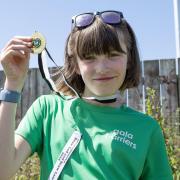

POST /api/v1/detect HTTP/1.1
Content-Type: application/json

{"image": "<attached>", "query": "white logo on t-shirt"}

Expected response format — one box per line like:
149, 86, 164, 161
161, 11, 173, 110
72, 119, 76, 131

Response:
106, 130, 137, 150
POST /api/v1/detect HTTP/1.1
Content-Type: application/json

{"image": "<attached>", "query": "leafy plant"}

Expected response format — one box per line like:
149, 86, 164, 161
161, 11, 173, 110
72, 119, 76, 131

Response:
146, 87, 180, 179
11, 153, 40, 180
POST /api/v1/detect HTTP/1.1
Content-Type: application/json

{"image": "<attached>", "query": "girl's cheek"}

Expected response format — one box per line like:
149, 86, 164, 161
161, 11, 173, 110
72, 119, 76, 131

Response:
84, 63, 95, 71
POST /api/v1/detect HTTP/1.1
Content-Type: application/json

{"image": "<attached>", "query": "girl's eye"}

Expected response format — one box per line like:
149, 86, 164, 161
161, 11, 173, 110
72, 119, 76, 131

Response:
108, 54, 121, 60
109, 52, 123, 57
108, 52, 126, 60
84, 55, 96, 60
109, 54, 119, 57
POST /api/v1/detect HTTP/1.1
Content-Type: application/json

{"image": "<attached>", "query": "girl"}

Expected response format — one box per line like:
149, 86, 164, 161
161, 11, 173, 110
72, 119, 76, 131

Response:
0, 10, 173, 179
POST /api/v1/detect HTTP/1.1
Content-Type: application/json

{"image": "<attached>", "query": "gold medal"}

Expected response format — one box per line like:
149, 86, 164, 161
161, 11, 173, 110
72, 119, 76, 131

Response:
31, 32, 46, 54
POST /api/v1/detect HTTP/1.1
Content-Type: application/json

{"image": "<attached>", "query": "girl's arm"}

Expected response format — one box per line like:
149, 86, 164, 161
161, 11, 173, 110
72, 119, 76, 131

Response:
0, 100, 31, 179
0, 36, 32, 179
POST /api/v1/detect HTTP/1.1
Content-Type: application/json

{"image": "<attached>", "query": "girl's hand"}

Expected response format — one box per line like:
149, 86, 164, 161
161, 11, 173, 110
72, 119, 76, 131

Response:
0, 36, 32, 91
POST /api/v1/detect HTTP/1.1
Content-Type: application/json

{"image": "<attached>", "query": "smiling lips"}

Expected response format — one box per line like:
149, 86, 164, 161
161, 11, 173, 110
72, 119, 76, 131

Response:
93, 76, 116, 81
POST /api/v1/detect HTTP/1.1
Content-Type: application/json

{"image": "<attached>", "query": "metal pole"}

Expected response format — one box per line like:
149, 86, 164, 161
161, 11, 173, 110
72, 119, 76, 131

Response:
173, 0, 180, 108
173, 0, 180, 75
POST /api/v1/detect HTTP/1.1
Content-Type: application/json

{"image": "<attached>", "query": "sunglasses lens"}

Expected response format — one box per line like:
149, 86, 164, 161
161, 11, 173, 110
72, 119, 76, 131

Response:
101, 11, 121, 24
75, 14, 94, 27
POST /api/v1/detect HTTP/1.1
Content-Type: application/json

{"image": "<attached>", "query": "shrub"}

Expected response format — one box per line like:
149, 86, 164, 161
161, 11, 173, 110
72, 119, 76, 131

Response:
146, 87, 180, 179
11, 153, 40, 179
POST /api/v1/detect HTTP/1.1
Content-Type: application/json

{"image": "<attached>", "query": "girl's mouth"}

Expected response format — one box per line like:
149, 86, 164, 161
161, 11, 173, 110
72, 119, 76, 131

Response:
93, 76, 115, 81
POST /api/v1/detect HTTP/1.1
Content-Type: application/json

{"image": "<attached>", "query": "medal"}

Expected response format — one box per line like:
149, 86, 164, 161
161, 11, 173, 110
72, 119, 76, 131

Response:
31, 32, 46, 54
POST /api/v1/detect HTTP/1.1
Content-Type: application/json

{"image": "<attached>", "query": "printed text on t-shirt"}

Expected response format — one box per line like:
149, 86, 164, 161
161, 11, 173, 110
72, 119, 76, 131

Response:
106, 130, 137, 150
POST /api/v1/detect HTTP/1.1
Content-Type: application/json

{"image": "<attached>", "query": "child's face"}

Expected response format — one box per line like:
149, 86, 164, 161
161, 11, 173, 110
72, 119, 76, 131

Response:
76, 47, 127, 97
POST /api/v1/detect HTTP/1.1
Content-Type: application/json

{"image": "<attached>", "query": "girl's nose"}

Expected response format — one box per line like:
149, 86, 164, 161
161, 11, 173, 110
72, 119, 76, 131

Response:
95, 58, 110, 74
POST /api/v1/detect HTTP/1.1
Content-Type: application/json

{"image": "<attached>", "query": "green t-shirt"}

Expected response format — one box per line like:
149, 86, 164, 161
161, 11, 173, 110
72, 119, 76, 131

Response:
15, 94, 173, 180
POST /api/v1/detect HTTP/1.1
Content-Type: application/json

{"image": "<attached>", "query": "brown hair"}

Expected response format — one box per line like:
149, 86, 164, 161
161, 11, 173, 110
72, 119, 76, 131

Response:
55, 17, 141, 96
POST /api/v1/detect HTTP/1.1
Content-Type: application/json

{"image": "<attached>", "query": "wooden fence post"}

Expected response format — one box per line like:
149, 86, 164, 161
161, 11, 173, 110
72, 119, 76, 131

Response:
160, 59, 178, 125
144, 60, 160, 116
128, 60, 144, 111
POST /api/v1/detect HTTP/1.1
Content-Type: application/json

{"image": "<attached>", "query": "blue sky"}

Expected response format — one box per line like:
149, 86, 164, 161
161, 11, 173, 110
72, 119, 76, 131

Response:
0, 0, 176, 68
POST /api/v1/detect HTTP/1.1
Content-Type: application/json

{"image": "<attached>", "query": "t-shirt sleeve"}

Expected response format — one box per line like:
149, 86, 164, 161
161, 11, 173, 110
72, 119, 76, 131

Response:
140, 124, 173, 180
15, 96, 45, 155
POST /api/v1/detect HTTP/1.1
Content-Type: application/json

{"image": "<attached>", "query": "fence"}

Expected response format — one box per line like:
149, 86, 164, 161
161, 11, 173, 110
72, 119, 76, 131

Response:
0, 58, 180, 130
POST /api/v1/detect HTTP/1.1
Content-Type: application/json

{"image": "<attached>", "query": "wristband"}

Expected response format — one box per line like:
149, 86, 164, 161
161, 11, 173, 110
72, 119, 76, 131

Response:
0, 89, 21, 103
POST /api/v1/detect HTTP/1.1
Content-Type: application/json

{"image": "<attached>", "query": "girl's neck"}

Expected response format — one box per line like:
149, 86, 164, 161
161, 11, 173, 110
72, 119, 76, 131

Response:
82, 95, 125, 108
82, 89, 124, 107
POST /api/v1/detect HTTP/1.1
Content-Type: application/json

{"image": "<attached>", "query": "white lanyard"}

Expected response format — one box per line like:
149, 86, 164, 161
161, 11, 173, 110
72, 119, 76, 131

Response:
48, 131, 82, 180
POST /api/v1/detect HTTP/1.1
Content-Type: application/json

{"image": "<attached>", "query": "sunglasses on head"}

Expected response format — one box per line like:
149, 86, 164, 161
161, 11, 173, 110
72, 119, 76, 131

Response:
72, 10, 124, 28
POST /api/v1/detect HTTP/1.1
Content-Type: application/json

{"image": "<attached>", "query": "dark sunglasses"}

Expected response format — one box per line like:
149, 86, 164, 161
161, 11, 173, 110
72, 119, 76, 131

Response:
72, 10, 124, 28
